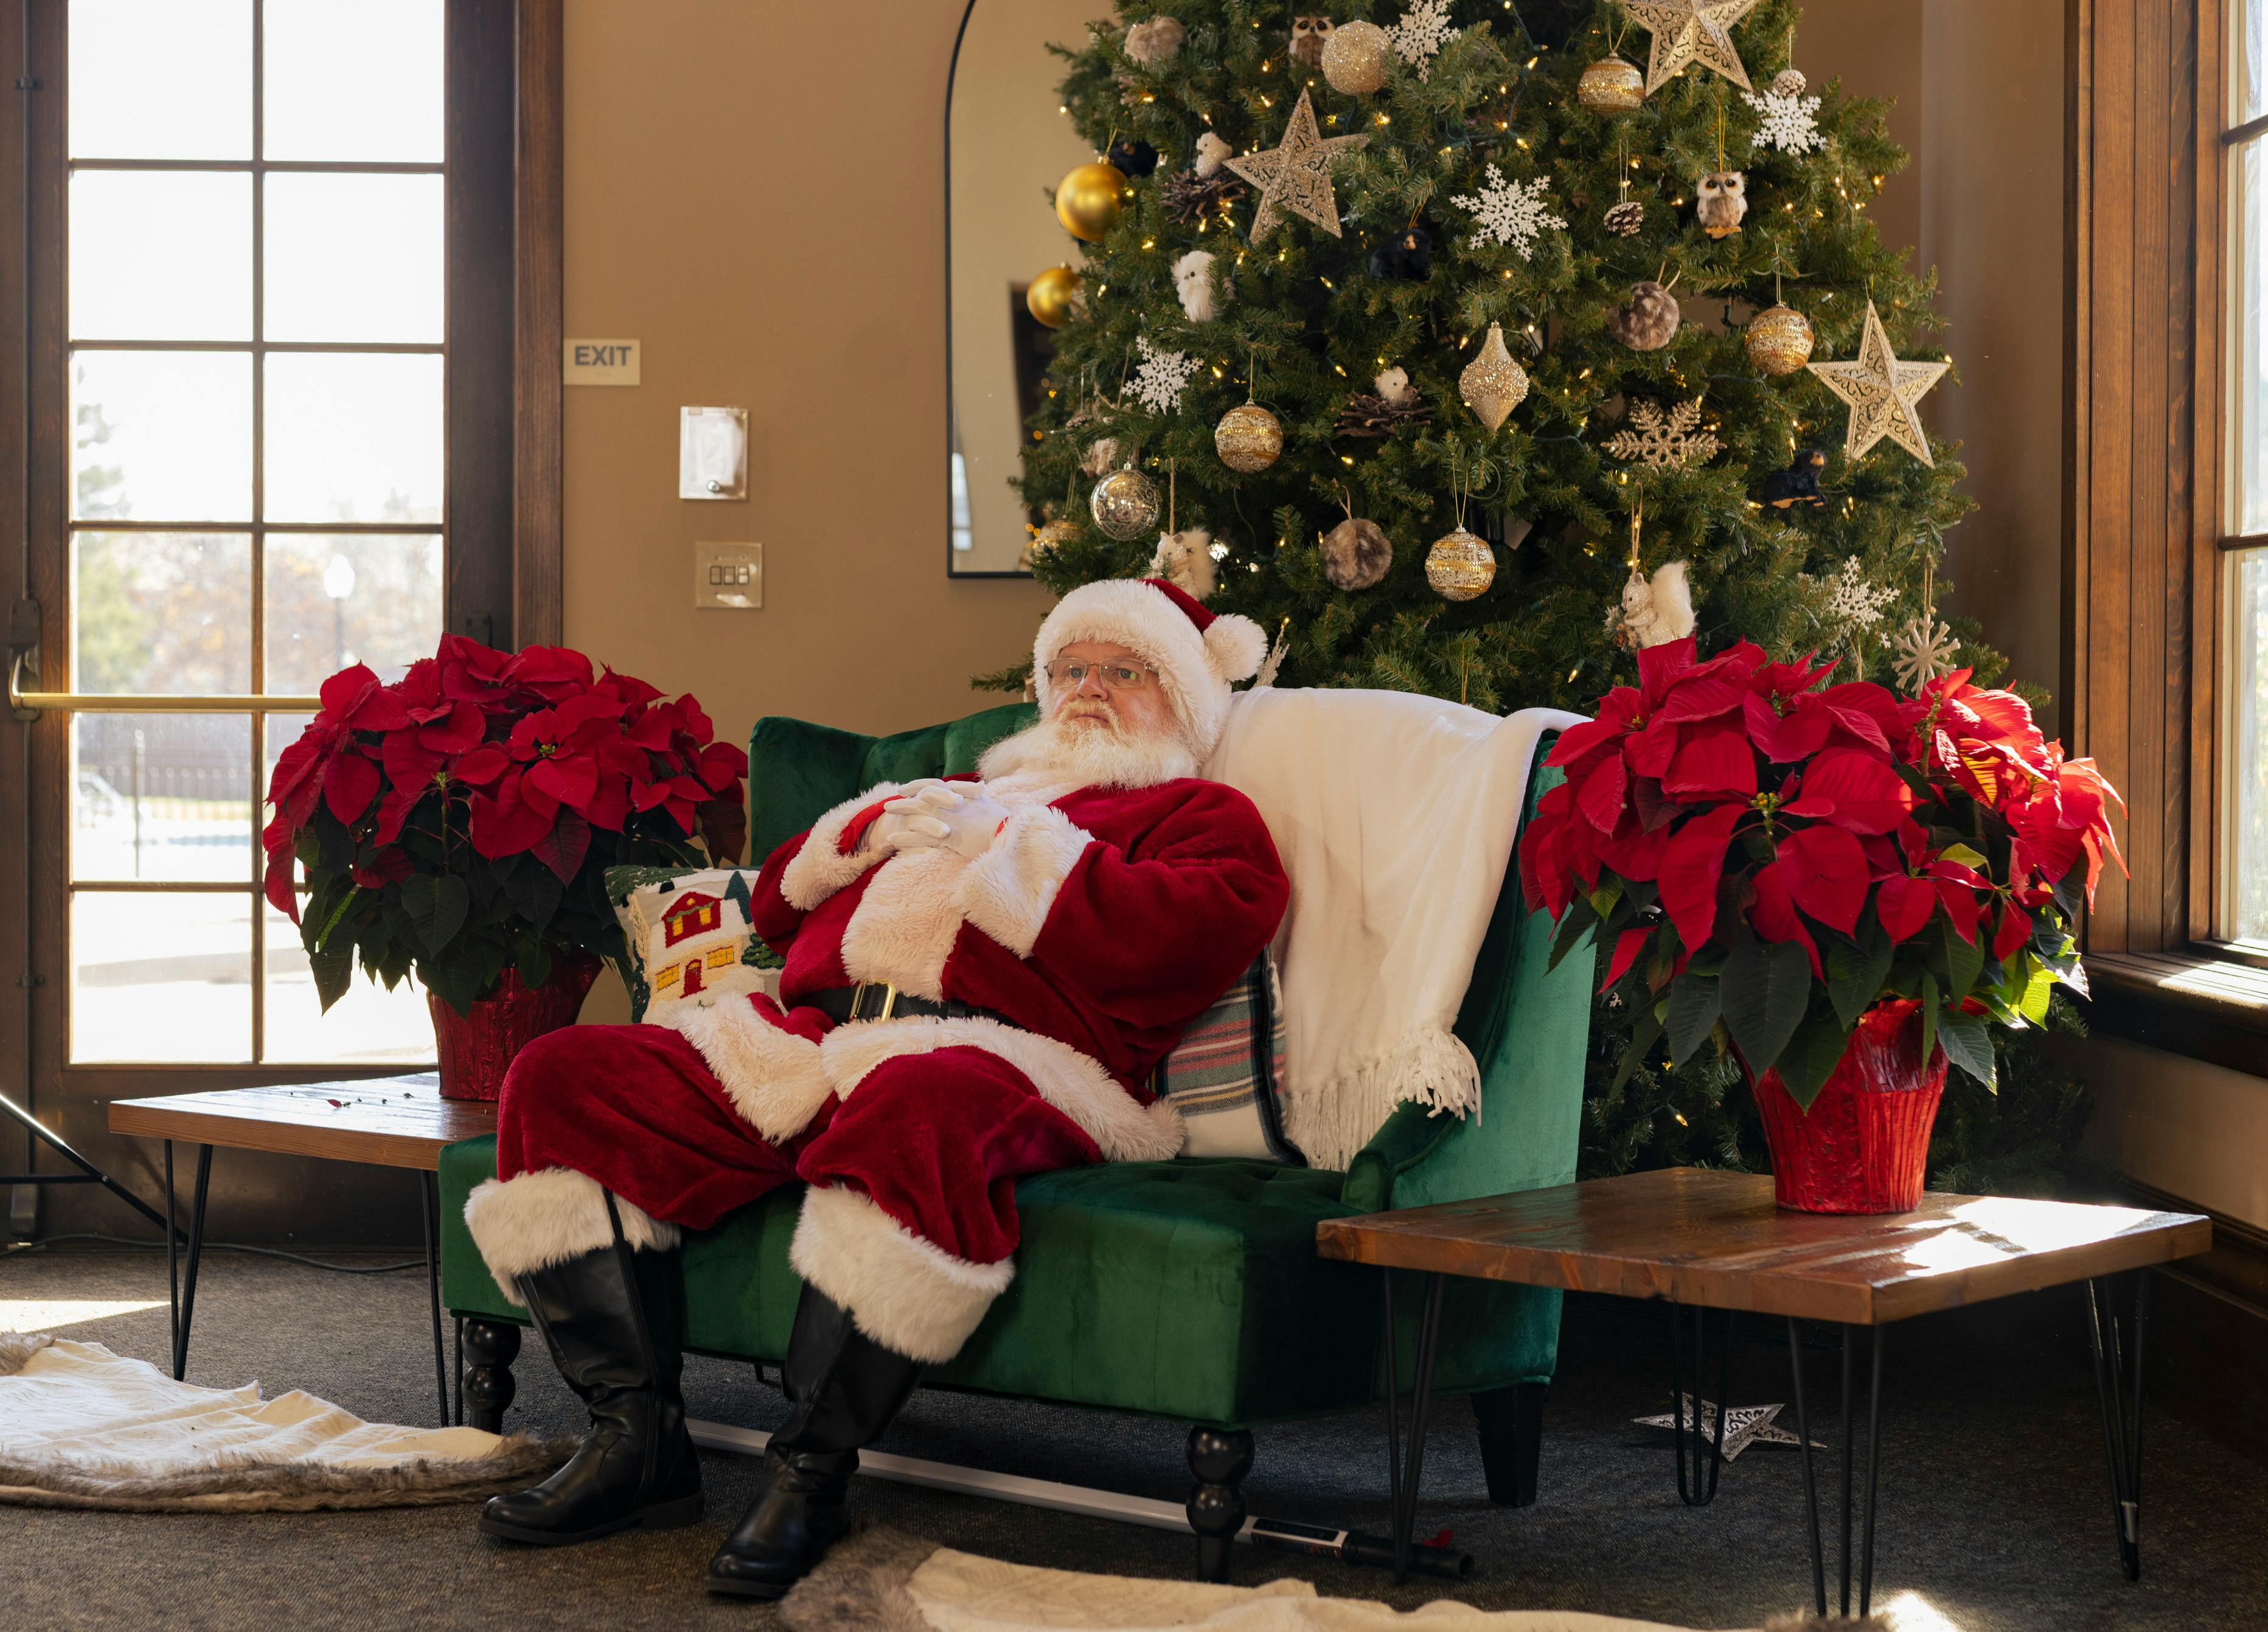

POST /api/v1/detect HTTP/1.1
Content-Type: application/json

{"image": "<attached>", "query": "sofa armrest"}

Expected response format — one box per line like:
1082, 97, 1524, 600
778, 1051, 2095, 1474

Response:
1339, 1100, 1458, 1213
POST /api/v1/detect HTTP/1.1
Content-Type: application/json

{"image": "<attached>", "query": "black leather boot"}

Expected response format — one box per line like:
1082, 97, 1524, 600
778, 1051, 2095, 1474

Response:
478, 1199, 703, 1546
706, 1286, 922, 1598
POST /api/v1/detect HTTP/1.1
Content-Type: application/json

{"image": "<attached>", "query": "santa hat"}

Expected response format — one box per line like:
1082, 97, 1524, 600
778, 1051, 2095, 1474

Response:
1032, 578, 1268, 757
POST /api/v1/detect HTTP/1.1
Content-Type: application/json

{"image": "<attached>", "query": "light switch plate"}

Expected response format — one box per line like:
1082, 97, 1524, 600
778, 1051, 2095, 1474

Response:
694, 542, 763, 610
680, 406, 749, 500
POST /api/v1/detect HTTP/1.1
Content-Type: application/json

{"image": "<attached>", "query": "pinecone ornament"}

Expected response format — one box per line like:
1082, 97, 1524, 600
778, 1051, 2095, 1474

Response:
1603, 200, 1645, 237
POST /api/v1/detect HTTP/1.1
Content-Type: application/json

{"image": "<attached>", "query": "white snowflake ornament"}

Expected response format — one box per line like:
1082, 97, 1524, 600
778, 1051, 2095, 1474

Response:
1743, 85, 1823, 153
1890, 613, 1961, 692
1822, 557, 1895, 634
1129, 336, 1199, 415
1450, 166, 1568, 259
1391, 0, 1457, 80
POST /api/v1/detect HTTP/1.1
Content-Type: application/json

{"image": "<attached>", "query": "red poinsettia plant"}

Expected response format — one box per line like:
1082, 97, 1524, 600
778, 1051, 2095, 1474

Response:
1518, 637, 2124, 1106
264, 636, 748, 1014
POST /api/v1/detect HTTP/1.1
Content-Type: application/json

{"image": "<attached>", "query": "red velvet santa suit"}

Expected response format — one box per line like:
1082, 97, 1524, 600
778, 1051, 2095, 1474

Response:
465, 726, 1288, 1362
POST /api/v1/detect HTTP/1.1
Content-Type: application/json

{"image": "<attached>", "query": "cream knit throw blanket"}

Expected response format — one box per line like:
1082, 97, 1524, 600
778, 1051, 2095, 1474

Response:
1202, 690, 1582, 1170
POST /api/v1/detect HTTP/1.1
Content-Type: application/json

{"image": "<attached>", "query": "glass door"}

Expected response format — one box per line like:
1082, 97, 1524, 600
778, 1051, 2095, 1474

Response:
59, 0, 443, 1068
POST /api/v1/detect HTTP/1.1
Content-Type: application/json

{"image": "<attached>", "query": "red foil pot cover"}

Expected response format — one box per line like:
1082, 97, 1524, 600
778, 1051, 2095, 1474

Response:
1747, 999, 1949, 1215
430, 954, 602, 1103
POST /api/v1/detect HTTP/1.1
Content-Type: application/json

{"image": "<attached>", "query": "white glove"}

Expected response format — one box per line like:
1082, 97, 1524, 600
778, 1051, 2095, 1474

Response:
876, 782, 1011, 860
860, 779, 950, 854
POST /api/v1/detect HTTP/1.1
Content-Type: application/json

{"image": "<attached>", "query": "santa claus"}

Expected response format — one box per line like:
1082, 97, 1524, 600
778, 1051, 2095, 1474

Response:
462, 577, 1289, 1598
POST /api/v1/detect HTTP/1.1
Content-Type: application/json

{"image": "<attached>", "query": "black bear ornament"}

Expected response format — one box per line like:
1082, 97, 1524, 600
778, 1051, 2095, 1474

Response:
1759, 447, 1829, 509
1368, 223, 1432, 280
1106, 137, 1160, 178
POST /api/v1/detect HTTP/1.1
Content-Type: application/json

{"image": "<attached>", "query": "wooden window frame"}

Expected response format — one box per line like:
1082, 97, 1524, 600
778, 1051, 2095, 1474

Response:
0, 0, 561, 1229
2068, 0, 2268, 1071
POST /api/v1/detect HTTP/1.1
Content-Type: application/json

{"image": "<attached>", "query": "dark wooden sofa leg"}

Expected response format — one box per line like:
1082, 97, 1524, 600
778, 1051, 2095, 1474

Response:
1186, 1426, 1254, 1583
463, 1319, 522, 1434
1472, 1383, 1545, 1507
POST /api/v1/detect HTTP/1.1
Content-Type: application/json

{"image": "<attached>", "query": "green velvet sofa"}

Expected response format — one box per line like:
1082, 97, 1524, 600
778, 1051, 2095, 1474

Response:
437, 699, 1588, 1580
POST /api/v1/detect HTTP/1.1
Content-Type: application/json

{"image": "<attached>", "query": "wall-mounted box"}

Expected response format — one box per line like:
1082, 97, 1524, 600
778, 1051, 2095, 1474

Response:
680, 406, 748, 500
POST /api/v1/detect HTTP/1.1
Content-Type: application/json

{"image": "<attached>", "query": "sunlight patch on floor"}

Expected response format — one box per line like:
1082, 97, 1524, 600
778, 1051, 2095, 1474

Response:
1882, 1589, 1970, 1631
1, 1298, 167, 1333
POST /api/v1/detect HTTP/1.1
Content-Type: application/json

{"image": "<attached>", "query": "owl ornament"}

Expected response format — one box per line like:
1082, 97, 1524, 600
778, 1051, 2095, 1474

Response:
1696, 170, 1747, 238
1290, 15, 1335, 68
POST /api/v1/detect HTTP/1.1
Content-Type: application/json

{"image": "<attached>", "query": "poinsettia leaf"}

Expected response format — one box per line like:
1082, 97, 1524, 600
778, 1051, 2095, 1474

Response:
1611, 1006, 1666, 1092
1546, 894, 1597, 971
515, 936, 553, 989
532, 808, 591, 884
1938, 1007, 1997, 1090
1664, 973, 1721, 1065
1941, 914, 1984, 1001
401, 872, 470, 958
1719, 940, 1811, 1076
1826, 916, 1896, 1030
1921, 973, 1939, 1065
1776, 1009, 1854, 1109
2017, 957, 2053, 1024
309, 943, 355, 1012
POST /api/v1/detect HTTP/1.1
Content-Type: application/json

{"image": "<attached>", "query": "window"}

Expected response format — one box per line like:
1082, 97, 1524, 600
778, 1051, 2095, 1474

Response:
61, 0, 451, 1065
2227, 0, 2268, 949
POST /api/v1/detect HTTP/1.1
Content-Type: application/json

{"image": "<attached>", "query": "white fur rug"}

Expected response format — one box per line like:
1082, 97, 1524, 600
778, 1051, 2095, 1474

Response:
0, 1331, 569, 1512
779, 1527, 1883, 1632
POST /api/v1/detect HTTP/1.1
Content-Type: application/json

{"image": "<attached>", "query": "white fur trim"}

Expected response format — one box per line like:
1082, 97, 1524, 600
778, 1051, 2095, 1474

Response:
788, 1184, 1014, 1363
656, 996, 834, 1143
1034, 579, 1236, 758
778, 783, 904, 912
838, 846, 967, 999
1203, 613, 1268, 684
462, 1168, 681, 1300
819, 1014, 1184, 1163
954, 805, 1091, 958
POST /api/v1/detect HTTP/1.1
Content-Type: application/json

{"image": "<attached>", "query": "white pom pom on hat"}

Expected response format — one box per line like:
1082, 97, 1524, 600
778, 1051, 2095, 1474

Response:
1032, 577, 1267, 757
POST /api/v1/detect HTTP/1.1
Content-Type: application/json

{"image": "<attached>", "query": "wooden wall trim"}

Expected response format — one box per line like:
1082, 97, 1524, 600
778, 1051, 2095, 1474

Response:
512, 0, 564, 651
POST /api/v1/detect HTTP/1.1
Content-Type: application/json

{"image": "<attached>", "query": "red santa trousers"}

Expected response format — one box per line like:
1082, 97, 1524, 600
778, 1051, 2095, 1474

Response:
462, 1014, 1101, 1362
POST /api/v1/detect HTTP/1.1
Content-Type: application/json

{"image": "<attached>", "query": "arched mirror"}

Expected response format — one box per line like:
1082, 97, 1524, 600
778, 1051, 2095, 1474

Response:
945, 0, 1097, 576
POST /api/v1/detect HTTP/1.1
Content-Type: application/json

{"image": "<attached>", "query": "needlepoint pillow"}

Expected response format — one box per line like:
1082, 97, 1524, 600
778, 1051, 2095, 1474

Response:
1154, 951, 1303, 1165
606, 865, 774, 1023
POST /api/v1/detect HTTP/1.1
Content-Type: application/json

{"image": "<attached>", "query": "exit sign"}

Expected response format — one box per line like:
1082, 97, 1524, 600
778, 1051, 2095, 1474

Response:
563, 338, 641, 386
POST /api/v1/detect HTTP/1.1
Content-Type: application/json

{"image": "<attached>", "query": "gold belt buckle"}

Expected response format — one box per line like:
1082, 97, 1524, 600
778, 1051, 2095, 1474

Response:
850, 980, 898, 1021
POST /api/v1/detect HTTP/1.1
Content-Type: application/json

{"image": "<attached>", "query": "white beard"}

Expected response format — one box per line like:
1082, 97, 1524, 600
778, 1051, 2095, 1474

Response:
977, 711, 1198, 792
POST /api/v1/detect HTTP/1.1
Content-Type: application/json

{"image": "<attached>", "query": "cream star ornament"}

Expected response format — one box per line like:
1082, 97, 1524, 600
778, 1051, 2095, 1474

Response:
1224, 89, 1371, 243
1806, 300, 1952, 466
1618, 0, 1761, 94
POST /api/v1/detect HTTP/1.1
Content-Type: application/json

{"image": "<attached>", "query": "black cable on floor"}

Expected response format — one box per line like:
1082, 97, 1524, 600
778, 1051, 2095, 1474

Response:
0, 1233, 422, 1274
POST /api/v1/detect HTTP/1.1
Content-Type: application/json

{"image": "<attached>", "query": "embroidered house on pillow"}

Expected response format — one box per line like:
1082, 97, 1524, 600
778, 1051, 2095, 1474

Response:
608, 867, 770, 1021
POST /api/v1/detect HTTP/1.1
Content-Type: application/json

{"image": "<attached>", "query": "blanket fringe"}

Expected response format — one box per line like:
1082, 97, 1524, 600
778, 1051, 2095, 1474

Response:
1282, 1022, 1482, 1172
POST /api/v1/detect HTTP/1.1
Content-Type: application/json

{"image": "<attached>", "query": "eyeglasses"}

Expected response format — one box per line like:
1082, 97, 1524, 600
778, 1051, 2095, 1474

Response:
1047, 658, 1155, 691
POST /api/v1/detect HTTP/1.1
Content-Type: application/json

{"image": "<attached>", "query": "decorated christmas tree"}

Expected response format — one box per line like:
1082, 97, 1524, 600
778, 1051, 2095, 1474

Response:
993, 0, 2089, 1190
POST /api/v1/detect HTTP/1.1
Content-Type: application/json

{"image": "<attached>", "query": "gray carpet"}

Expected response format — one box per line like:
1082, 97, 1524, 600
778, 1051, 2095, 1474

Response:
2, 1246, 2263, 1630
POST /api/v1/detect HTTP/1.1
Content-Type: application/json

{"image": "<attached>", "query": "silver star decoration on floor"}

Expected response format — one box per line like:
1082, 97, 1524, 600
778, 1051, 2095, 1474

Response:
1634, 1399, 1823, 1460
1618, 0, 1761, 94
1224, 89, 1371, 243
1807, 299, 1951, 466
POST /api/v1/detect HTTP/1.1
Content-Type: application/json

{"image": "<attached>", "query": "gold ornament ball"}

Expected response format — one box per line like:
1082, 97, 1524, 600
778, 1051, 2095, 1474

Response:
1025, 266, 1082, 330
1088, 465, 1161, 540
1029, 518, 1082, 556
1320, 19, 1393, 94
1054, 160, 1129, 243
1577, 55, 1647, 113
1424, 528, 1496, 602
1745, 304, 1816, 376
1459, 323, 1530, 434
1214, 402, 1284, 473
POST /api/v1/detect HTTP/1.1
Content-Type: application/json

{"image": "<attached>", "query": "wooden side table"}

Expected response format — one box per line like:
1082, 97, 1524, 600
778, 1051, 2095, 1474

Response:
108, 1075, 496, 1425
1317, 1167, 2212, 1616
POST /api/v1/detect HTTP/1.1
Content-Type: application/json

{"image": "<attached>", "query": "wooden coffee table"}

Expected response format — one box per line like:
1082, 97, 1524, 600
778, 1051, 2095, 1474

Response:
108, 1075, 496, 1423
1317, 1166, 2212, 1616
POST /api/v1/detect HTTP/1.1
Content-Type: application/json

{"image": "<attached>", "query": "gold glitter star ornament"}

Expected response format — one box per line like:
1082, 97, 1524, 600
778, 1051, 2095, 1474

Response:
1224, 89, 1371, 243
1806, 300, 1951, 466
1618, 0, 1760, 94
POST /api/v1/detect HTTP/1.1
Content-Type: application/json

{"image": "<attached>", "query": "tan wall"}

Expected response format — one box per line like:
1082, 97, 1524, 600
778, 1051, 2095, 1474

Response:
559, 0, 1051, 762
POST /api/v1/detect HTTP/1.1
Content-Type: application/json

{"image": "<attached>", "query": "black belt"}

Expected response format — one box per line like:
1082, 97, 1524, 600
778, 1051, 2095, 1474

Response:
810, 982, 1005, 1026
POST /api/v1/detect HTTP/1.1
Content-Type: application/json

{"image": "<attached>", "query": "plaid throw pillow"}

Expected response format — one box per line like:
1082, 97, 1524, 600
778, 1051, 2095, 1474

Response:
605, 865, 773, 1023
1153, 951, 1303, 1165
